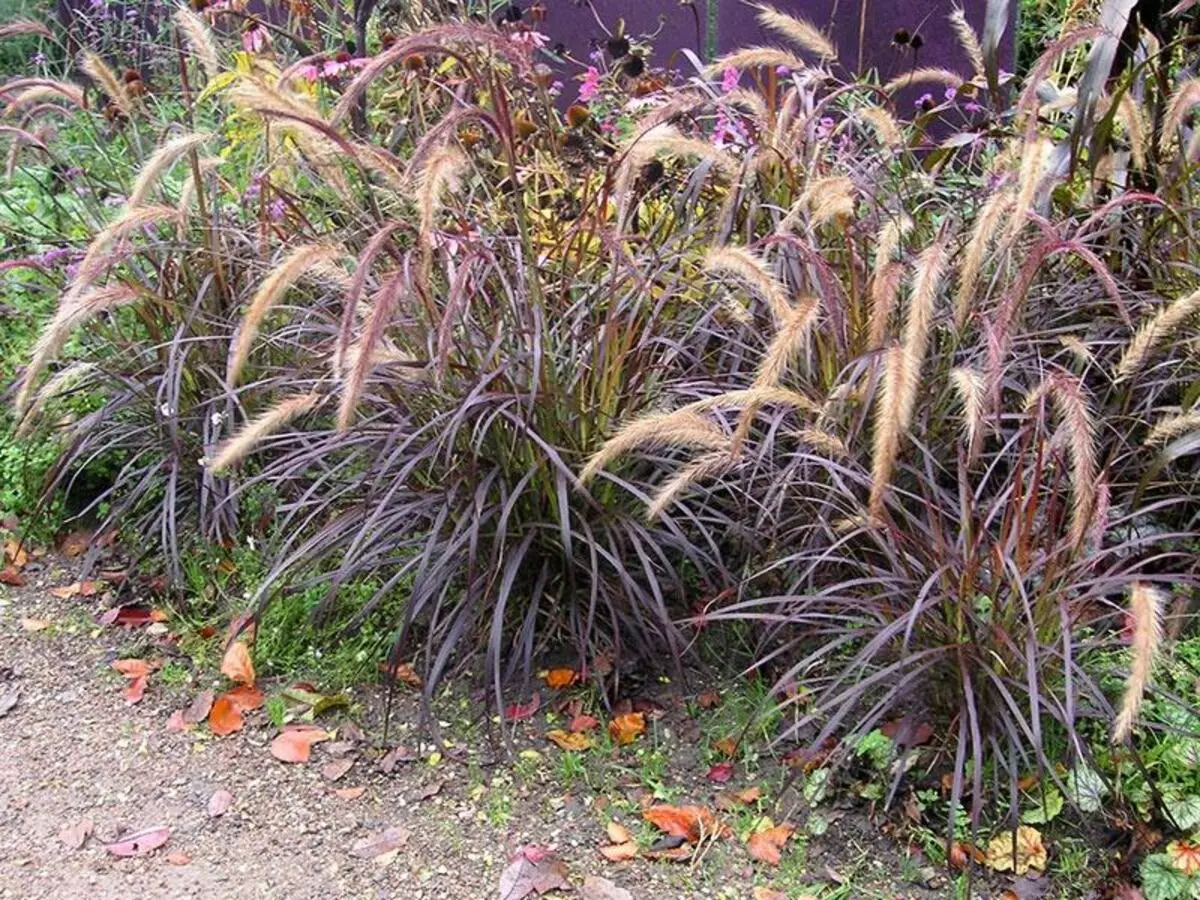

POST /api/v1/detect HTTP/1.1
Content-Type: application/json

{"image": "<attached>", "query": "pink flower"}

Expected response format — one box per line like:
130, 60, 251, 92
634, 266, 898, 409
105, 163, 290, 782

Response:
298, 63, 321, 82
510, 29, 549, 50
578, 66, 601, 103
720, 66, 739, 94
242, 23, 268, 53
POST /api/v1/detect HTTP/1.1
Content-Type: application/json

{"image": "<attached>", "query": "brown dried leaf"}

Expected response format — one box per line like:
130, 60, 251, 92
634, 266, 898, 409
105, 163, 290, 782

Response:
608, 712, 645, 745
546, 729, 592, 751
643, 805, 725, 842
0, 566, 26, 586
105, 825, 171, 857
322, 758, 355, 781
20, 618, 50, 632
269, 726, 330, 763
123, 674, 148, 704
222, 684, 264, 711
606, 821, 633, 845
207, 789, 233, 818
59, 817, 94, 850
182, 690, 214, 724
333, 786, 367, 800
581, 875, 634, 900
220, 640, 255, 686
349, 826, 411, 859
599, 841, 638, 862
208, 695, 244, 736
747, 823, 794, 866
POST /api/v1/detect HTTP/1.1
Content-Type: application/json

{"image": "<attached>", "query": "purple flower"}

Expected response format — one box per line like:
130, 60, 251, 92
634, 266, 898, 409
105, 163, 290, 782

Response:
720, 66, 739, 94
578, 66, 601, 103
268, 198, 286, 221
964, 101, 984, 114
944, 86, 958, 101
298, 63, 320, 82
31, 52, 46, 66
775, 65, 791, 77
242, 23, 269, 54
914, 92, 934, 109
815, 116, 835, 138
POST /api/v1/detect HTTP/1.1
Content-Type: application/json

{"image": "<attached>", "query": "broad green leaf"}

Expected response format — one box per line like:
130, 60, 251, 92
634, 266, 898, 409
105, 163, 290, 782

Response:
804, 768, 829, 805
1066, 764, 1107, 813
806, 811, 828, 836
1166, 795, 1200, 831
1142, 853, 1191, 900
1021, 787, 1064, 824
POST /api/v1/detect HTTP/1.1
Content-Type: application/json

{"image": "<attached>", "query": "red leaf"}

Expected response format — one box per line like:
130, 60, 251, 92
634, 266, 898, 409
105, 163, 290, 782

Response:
504, 692, 541, 721
182, 690, 214, 724
207, 789, 233, 818
706, 762, 734, 783
101, 605, 166, 628
643, 805, 725, 842
208, 695, 244, 736
269, 727, 330, 763
0, 566, 25, 586
747, 824, 794, 866
569, 714, 599, 733
498, 846, 570, 900
105, 825, 171, 857
123, 674, 148, 704
222, 684, 264, 711
111, 658, 152, 677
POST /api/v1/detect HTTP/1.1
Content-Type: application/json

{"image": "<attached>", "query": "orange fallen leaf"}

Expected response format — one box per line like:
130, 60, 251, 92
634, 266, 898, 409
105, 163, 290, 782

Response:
20, 618, 50, 632
606, 821, 633, 845
0, 566, 25, 587
123, 674, 148, 704
543, 668, 578, 689
222, 684, 264, 711
333, 786, 367, 800
167, 851, 191, 866
378, 660, 422, 687
269, 726, 330, 763
747, 823, 794, 866
58, 529, 92, 557
49, 580, 98, 599
208, 695, 244, 736
569, 714, 599, 733
3, 538, 27, 568
599, 841, 638, 862
715, 786, 762, 811
712, 735, 738, 758
220, 640, 255, 686
111, 658, 153, 677
643, 805, 725, 842
546, 729, 592, 751
608, 712, 645, 745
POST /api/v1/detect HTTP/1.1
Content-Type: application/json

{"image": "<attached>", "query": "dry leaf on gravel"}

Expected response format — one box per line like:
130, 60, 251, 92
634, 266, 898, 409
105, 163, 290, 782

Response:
105, 825, 171, 857
378, 660, 422, 687
546, 729, 591, 751
706, 762, 734, 783
644, 805, 724, 842
504, 693, 541, 722
165, 710, 189, 732
378, 745, 418, 773
59, 818, 94, 850
715, 786, 761, 811
498, 846, 570, 900
349, 826, 411, 860
220, 641, 255, 686
322, 758, 355, 781
0, 566, 25, 587
333, 786, 367, 800
414, 779, 444, 801
111, 658, 153, 677
207, 789, 233, 818
3, 538, 27, 568
606, 822, 633, 845
984, 826, 1047, 875
183, 690, 214, 724
581, 875, 634, 900
208, 695, 244, 736
222, 684, 264, 711
599, 842, 638, 862
20, 618, 49, 632
49, 581, 100, 599
608, 712, 645, 745
0, 690, 18, 718
167, 851, 191, 866
569, 714, 599, 733
269, 727, 330, 763
58, 529, 92, 557
747, 823, 794, 866
123, 674, 148, 704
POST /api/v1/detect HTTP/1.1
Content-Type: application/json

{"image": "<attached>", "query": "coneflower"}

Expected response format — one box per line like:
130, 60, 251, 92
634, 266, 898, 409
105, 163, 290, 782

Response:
228, 244, 344, 385
1114, 287, 1200, 381
753, 4, 836, 60
174, 6, 220, 80
646, 450, 735, 520
579, 411, 729, 486
127, 132, 210, 207
867, 344, 906, 519
16, 285, 140, 415
948, 8, 985, 79
208, 392, 323, 473
704, 245, 793, 325
1112, 583, 1165, 743
80, 52, 134, 117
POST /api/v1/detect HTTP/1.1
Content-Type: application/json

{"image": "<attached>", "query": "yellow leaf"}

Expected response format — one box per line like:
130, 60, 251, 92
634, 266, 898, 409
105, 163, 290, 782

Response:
546, 729, 592, 751
196, 70, 238, 104
608, 712, 645, 745
984, 825, 1047, 875
543, 668, 578, 689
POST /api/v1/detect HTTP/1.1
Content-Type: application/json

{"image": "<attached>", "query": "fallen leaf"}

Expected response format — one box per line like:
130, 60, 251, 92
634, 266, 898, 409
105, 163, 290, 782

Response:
504, 692, 541, 722
167, 851, 191, 866
752, 889, 788, 900
498, 846, 570, 900
984, 826, 1048, 875
569, 714, 599, 733
270, 726, 330, 763
334, 786, 367, 800
322, 758, 355, 781
712, 735, 738, 758
644, 805, 724, 842
715, 786, 762, 811
123, 674, 148, 704
20, 618, 49, 632
3, 538, 27, 568
606, 821, 633, 845
379, 745, 418, 773
222, 684, 264, 711
581, 875, 633, 900
111, 658, 153, 677
415, 780, 444, 801
349, 826, 411, 859
608, 712, 645, 745
706, 762, 734, 783
59, 817, 94, 850
207, 789, 233, 818
105, 825, 171, 857
546, 729, 592, 751
378, 660, 422, 687
1, 566, 25, 587
642, 838, 692, 862
165, 710, 189, 732
182, 690, 214, 724
220, 640, 255, 686
697, 690, 722, 709
49, 580, 99, 599
0, 690, 19, 717
599, 841, 639, 862
100, 605, 167, 628
747, 823, 794, 866
59, 529, 92, 557
208, 695, 244, 736
543, 668, 578, 689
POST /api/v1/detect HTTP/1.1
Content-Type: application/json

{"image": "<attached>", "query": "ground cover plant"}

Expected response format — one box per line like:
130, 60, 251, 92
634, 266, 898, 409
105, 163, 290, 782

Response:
4, 0, 1200, 893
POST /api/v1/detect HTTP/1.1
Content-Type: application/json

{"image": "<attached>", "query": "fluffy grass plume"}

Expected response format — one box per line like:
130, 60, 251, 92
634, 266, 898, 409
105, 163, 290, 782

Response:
1146, 410, 1200, 446
127, 132, 210, 207
1006, 138, 1049, 243
1115, 287, 1200, 381
754, 297, 820, 389
1160, 78, 1200, 155
858, 106, 903, 148
174, 6, 220, 80
955, 189, 1013, 328
753, 4, 836, 60
0, 78, 86, 115
580, 411, 729, 486
0, 19, 52, 40
1034, 372, 1099, 548
898, 237, 949, 428
417, 144, 467, 258
64, 204, 179, 305
704, 245, 793, 325
868, 345, 907, 519
950, 366, 985, 458
228, 244, 343, 385
16, 285, 140, 415
646, 450, 735, 521
867, 216, 911, 348
707, 47, 809, 75
949, 8, 985, 78
615, 124, 734, 226
883, 68, 963, 94
80, 51, 134, 117
1112, 583, 1165, 743
15, 362, 94, 438
679, 386, 818, 416
208, 392, 322, 473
